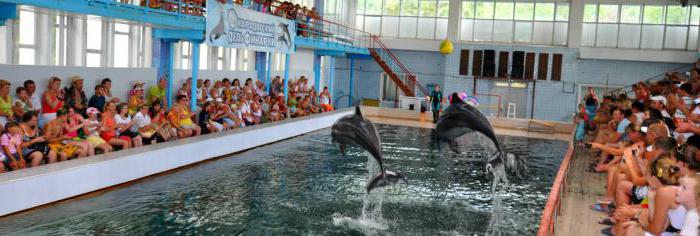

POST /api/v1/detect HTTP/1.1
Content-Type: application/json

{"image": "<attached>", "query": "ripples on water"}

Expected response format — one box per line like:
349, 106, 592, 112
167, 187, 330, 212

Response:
0, 124, 567, 235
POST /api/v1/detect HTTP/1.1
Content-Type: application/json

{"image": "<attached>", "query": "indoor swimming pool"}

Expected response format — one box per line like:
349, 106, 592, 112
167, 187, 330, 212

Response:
0, 124, 568, 235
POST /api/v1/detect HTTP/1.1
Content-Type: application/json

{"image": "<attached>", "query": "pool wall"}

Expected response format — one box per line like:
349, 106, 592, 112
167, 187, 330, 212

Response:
0, 109, 353, 217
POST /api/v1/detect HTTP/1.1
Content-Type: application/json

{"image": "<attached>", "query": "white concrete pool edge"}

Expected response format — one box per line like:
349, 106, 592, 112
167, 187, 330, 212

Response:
0, 108, 354, 217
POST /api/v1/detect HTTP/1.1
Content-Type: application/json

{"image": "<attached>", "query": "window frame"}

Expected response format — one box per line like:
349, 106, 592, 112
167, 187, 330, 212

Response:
356, 0, 451, 40
581, 3, 700, 51
459, 0, 570, 46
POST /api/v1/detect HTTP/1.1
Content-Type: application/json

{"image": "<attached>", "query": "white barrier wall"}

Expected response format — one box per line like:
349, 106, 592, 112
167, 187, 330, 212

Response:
0, 109, 353, 216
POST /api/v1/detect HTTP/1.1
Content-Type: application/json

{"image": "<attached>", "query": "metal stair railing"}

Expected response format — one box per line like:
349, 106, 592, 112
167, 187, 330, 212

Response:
369, 35, 429, 97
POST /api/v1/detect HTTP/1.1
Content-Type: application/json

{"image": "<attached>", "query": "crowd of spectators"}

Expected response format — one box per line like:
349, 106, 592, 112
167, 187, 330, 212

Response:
578, 62, 700, 235
0, 75, 333, 173
129, 0, 324, 34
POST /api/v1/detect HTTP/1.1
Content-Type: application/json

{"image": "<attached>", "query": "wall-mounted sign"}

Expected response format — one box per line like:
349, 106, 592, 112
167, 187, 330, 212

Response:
206, 0, 296, 54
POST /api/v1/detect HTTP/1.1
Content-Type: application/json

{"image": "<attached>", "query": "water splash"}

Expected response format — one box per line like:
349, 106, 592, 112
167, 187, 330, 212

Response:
486, 189, 505, 236
332, 152, 389, 234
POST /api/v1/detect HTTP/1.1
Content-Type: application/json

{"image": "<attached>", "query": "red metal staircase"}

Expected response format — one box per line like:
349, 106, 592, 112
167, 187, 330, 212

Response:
369, 35, 429, 97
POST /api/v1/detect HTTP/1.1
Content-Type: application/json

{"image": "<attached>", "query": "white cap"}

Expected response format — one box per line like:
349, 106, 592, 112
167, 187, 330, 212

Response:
650, 95, 667, 106
206, 98, 214, 102
215, 97, 223, 103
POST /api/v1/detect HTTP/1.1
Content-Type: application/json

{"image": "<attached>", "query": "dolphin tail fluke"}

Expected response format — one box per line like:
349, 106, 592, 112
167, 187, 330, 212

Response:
448, 140, 460, 153
504, 152, 527, 176
366, 170, 407, 193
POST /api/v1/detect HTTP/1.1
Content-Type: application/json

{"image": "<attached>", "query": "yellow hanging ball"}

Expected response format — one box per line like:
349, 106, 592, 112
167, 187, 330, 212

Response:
439, 39, 454, 54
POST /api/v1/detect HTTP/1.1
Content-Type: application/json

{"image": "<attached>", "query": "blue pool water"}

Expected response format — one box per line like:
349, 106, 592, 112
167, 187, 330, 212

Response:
0, 124, 567, 235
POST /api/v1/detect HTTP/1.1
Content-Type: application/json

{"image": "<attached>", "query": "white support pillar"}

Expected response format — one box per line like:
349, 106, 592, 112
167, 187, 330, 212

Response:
67, 15, 85, 66
0, 19, 10, 64
568, 0, 584, 48
173, 42, 182, 69
346, 0, 357, 30
104, 20, 114, 67
128, 24, 139, 67
447, 0, 462, 41
208, 46, 217, 70
236, 49, 245, 70
142, 26, 153, 68
223, 48, 232, 70
36, 12, 51, 65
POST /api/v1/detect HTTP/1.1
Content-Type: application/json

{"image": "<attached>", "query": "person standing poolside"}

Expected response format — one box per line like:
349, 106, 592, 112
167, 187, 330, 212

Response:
584, 87, 599, 126
429, 85, 443, 123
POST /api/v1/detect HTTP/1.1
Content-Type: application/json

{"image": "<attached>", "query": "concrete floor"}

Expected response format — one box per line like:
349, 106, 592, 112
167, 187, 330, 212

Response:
554, 147, 608, 236
365, 112, 572, 141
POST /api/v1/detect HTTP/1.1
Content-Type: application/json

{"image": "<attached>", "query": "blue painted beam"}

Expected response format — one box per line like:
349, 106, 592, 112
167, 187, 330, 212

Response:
295, 37, 369, 55
0, 0, 205, 30
346, 53, 373, 60
315, 50, 345, 57
0, 3, 17, 26
153, 29, 204, 41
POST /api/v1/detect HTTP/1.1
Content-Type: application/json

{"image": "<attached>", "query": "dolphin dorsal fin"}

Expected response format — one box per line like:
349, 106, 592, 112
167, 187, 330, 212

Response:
451, 93, 466, 105
355, 106, 363, 118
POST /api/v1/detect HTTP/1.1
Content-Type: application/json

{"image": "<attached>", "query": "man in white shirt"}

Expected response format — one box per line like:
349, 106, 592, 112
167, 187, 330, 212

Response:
23, 80, 41, 114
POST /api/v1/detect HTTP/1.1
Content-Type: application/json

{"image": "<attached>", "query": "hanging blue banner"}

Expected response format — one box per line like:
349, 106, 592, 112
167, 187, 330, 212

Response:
206, 0, 296, 54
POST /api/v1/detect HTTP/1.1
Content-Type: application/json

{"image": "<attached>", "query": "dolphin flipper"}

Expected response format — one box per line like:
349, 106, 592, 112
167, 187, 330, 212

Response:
339, 143, 347, 155
367, 170, 407, 193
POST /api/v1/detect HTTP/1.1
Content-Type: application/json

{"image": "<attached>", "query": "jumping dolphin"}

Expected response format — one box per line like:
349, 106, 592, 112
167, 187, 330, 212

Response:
208, 3, 227, 43
332, 106, 407, 193
434, 94, 524, 177
278, 23, 292, 47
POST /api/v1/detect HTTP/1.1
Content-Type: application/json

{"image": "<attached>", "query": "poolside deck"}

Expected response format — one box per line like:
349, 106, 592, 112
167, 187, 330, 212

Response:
361, 107, 573, 141
554, 147, 607, 236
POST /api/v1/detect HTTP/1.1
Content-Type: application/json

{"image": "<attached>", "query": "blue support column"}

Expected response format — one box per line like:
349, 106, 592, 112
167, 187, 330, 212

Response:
348, 58, 355, 107
151, 37, 175, 107
313, 54, 322, 92
329, 57, 335, 99
190, 42, 200, 111
265, 52, 272, 92
283, 54, 290, 103
255, 51, 267, 84
167, 41, 175, 109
